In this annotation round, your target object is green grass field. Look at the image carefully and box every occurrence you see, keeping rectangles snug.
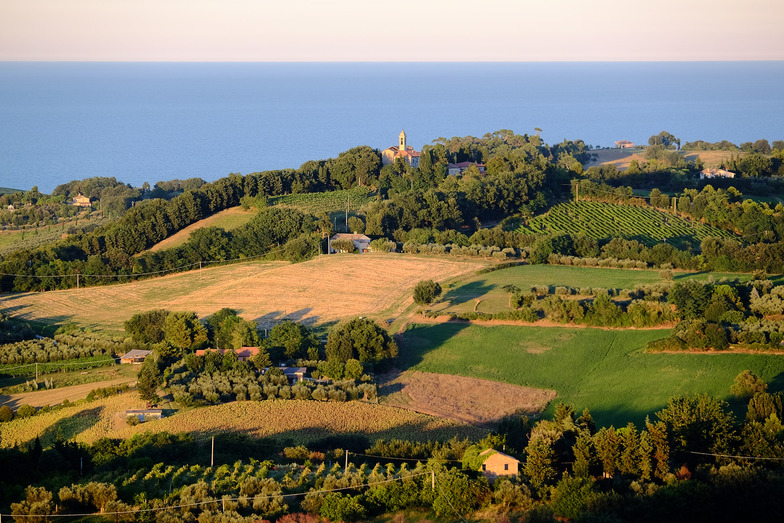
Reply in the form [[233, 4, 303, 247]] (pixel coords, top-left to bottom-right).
[[518, 200, 736, 249], [431, 264, 770, 315], [398, 323, 784, 427]]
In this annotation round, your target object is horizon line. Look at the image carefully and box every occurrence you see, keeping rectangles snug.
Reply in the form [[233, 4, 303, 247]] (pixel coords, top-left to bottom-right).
[[2, 59, 784, 64]]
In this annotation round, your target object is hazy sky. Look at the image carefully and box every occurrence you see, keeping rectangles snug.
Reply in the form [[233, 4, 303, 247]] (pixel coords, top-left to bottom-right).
[[1, 0, 782, 61]]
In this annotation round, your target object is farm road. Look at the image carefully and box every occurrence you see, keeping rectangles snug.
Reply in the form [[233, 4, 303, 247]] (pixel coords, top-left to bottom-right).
[[0, 378, 135, 410]]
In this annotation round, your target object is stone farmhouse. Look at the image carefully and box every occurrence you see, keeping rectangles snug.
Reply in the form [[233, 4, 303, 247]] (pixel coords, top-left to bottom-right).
[[70, 194, 92, 207], [447, 161, 486, 176], [480, 449, 520, 482], [700, 168, 735, 179], [329, 233, 371, 253]]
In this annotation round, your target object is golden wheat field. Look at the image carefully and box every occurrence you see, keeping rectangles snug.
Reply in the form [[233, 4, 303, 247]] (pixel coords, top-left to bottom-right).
[[0, 253, 486, 332], [0, 393, 488, 448]]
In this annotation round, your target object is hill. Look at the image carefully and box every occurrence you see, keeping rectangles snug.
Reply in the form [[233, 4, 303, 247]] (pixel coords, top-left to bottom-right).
[[0, 253, 486, 334]]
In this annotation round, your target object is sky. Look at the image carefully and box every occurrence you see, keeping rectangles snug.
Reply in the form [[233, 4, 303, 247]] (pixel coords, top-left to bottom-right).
[[1, 0, 783, 62]]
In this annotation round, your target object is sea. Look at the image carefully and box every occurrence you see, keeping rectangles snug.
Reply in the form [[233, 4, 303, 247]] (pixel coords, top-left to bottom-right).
[[1, 61, 783, 194]]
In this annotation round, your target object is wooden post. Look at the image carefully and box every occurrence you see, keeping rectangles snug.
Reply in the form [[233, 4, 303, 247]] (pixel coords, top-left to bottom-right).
[[211, 436, 214, 467], [344, 450, 348, 475]]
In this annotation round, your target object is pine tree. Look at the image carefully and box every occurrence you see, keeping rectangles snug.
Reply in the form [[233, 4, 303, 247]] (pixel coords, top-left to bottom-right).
[[638, 429, 654, 481], [619, 422, 639, 476], [646, 419, 670, 479], [524, 438, 558, 497], [593, 427, 620, 478], [572, 432, 595, 478]]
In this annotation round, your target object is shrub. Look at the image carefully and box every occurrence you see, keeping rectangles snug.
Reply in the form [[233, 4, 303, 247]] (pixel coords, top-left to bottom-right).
[[16, 404, 36, 418], [0, 404, 13, 422], [731, 370, 768, 399], [413, 280, 442, 305]]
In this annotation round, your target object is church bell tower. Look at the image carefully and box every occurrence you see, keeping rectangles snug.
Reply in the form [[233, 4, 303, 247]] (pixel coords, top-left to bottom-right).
[[399, 130, 407, 150]]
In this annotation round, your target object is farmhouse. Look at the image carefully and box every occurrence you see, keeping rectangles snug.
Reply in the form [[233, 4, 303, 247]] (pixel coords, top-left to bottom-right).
[[195, 347, 259, 362], [447, 161, 486, 176], [381, 130, 420, 168], [614, 140, 635, 149], [700, 168, 735, 179], [119, 349, 153, 364], [70, 194, 92, 207], [125, 409, 163, 421], [329, 233, 371, 253], [479, 449, 519, 482], [280, 366, 306, 383]]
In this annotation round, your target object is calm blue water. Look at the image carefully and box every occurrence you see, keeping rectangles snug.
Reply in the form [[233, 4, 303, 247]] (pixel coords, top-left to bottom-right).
[[1, 62, 783, 193]]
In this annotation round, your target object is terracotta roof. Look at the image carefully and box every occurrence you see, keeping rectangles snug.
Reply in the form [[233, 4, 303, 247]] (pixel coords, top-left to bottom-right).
[[330, 233, 370, 241]]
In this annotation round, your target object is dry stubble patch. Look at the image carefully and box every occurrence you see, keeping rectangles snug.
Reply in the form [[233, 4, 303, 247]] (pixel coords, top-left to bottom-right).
[[379, 370, 556, 426]]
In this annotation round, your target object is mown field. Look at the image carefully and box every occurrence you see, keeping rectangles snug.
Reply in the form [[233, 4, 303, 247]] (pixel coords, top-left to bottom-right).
[[398, 323, 784, 427], [430, 264, 766, 316], [145, 206, 257, 253], [0, 393, 488, 448], [0, 253, 486, 334], [518, 200, 736, 249]]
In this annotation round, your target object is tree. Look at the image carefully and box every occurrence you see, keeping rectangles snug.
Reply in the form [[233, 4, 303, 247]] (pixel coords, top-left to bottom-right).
[[163, 311, 208, 351], [524, 437, 558, 497], [124, 309, 171, 344], [731, 370, 768, 399], [347, 216, 365, 234], [413, 279, 442, 305], [137, 356, 162, 404], [656, 394, 737, 457], [325, 318, 398, 365], [269, 321, 317, 360]]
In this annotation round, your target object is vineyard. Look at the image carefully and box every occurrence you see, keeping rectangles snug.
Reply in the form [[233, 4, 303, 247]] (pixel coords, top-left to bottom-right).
[[518, 200, 737, 248], [269, 186, 373, 216]]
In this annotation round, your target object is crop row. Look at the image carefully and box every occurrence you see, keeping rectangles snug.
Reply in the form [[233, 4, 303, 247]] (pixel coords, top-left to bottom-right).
[[518, 201, 736, 245], [269, 187, 373, 215]]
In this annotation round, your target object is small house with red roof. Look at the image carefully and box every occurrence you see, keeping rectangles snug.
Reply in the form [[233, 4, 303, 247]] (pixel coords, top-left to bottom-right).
[[194, 347, 260, 362]]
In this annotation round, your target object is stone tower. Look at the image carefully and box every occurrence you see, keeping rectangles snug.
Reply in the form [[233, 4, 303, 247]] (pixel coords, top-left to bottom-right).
[[399, 130, 407, 150]]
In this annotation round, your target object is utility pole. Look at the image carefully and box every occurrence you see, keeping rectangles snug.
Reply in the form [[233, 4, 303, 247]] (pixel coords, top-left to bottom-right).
[[345, 195, 350, 230], [673, 196, 677, 213], [344, 450, 349, 474], [431, 470, 435, 490], [35, 362, 38, 381], [575, 183, 579, 202], [211, 436, 214, 467], [75, 270, 80, 290]]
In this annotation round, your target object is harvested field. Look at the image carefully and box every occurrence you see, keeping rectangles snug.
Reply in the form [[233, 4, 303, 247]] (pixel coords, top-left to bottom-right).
[[0, 378, 135, 410], [0, 254, 486, 332], [0, 393, 488, 448], [379, 370, 555, 425], [144, 206, 256, 253]]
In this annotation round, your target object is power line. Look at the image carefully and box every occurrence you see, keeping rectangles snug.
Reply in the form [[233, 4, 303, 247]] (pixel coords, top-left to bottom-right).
[[676, 449, 784, 461]]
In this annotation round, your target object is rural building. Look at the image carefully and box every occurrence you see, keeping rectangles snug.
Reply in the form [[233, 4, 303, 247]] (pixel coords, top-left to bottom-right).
[[479, 449, 520, 482], [280, 367, 306, 383], [70, 194, 92, 207], [119, 349, 153, 364], [447, 161, 486, 176], [381, 130, 420, 168], [700, 168, 735, 179], [125, 409, 163, 421], [194, 347, 259, 362], [614, 140, 635, 149], [329, 233, 371, 253]]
